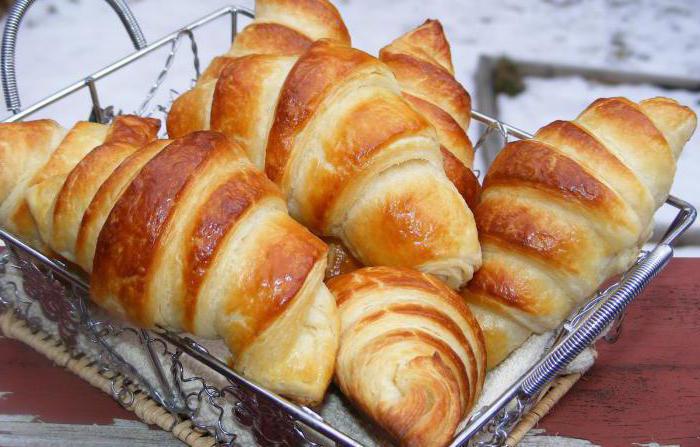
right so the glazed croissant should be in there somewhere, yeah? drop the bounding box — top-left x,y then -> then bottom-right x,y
464,97 -> 697,368
168,2 -> 481,289
26,115 -> 161,266
0,118 -> 338,404
379,19 -> 481,208
328,267 -> 486,447
166,0 -> 351,140
321,20 -> 482,280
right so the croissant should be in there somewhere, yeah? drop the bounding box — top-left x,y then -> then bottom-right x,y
328,267 -> 486,447
26,115 -> 161,265
167,3 -> 481,289
166,0 -> 350,139
1,119 -> 338,404
0,119 -> 66,249
379,19 -> 481,208
463,97 -> 697,368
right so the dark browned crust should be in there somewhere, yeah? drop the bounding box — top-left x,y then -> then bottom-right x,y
210,54 -> 287,151
91,130 -> 328,354
581,97 -> 673,164
380,19 -> 454,74
91,132 -> 225,325
166,85 -> 215,139
52,116 -> 160,250
466,261 -> 538,314
475,199 -> 584,275
264,40 -> 379,183
103,115 -> 160,145
440,147 -> 480,208
536,119 -> 638,181
484,139 -> 618,211
405,93 -> 472,158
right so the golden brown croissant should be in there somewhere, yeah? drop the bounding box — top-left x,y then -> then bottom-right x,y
167,5 -> 481,289
166,0 -> 350,139
463,97 -> 697,368
328,267 -> 486,447
228,0 -> 350,57
379,19 -> 481,208
0,119 -> 66,249
27,115 -> 161,265
0,119 -> 338,404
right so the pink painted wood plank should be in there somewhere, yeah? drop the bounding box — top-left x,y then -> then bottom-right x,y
539,258 -> 700,446
0,338 -> 136,425
1,259 -> 699,445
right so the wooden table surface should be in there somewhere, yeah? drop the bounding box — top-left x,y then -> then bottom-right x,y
1,258 -> 699,447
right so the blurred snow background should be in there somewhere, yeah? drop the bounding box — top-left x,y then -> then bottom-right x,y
2,0 -> 699,253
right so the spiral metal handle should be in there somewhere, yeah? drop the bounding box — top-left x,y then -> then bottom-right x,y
520,244 -> 674,397
1,0 -> 148,114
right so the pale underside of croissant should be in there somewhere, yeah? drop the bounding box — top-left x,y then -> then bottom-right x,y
0,117 -> 338,405
167,0 -> 481,289
463,97 -> 697,369
328,267 -> 486,447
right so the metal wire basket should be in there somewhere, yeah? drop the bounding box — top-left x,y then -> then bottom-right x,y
0,3 -> 696,447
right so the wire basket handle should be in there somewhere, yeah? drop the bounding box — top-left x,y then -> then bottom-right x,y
1,0 -> 148,114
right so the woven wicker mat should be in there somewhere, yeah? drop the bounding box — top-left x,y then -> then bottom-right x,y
0,310 -> 582,447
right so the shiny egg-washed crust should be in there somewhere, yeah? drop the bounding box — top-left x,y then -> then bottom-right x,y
167,0 -> 350,139
379,20 -> 478,207
264,39 -> 425,185
75,139 -> 172,272
0,120 -> 66,249
90,132 -> 338,404
268,40 -> 480,288
226,23 -> 315,58
25,117 -> 159,262
1,121 -> 339,404
328,267 -> 485,447
463,97 -> 697,369
170,35 -> 481,289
